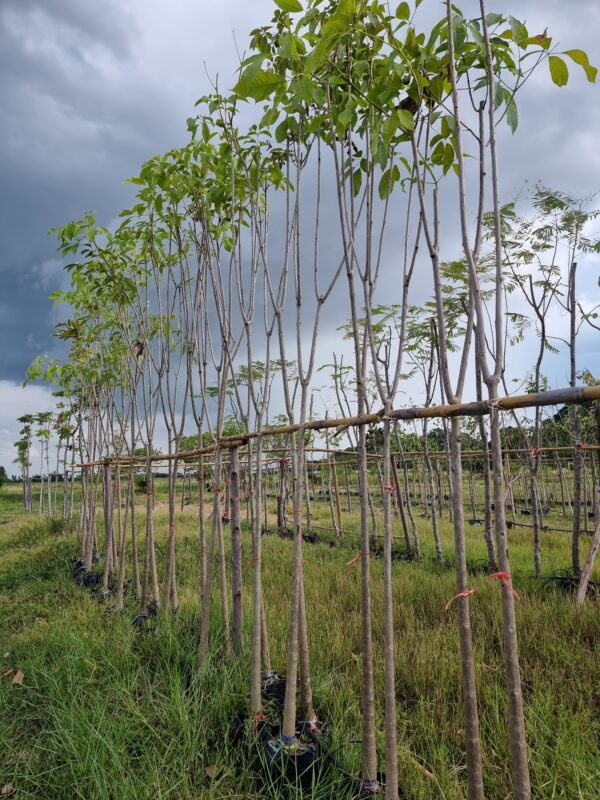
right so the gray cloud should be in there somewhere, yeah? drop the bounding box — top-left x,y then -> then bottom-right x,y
0,0 -> 598,450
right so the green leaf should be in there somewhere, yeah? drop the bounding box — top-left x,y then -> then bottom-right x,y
234,69 -> 286,101
486,12 -> 503,27
379,169 -> 392,200
431,141 -> 445,166
338,0 -> 356,16
274,0 -> 302,11
395,2 -> 410,21
494,82 -> 504,110
452,16 -> 467,53
564,49 -> 598,83
378,165 -> 400,200
508,16 -> 528,48
548,55 -> 569,87
396,108 -> 415,131
505,94 -> 518,133
293,77 -> 314,104
304,32 -> 337,75
442,143 -> 454,175
261,106 -> 280,127
275,119 -> 289,143
337,101 -> 355,129
186,117 -> 198,137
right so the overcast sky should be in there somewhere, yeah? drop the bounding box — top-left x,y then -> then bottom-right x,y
1,0 -> 599,473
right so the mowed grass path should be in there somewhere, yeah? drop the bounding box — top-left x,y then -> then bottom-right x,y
1,482 -> 599,798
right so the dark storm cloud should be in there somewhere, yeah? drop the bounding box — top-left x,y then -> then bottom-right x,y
0,0 -> 598,387
0,1 -> 134,380
0,0 -> 279,383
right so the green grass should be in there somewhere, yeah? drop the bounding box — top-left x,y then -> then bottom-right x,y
0,480 -> 599,798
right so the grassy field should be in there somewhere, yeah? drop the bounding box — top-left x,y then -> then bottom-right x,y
1,480 -> 599,799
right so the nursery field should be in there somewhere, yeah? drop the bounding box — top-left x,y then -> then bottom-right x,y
1,482 -> 599,800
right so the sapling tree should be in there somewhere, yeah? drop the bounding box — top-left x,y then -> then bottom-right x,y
15,415 -> 34,511
523,189 -> 600,575
444,4 -> 596,797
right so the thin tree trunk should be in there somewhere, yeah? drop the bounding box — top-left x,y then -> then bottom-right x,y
392,456 -> 412,554
331,457 -> 343,537
199,453 -> 206,600
115,467 -> 128,609
230,447 -> 243,657
382,417 -> 398,799
101,462 -> 114,594
489,403 -> 531,799
450,417 -> 485,800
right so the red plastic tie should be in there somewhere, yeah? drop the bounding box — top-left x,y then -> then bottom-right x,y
255,711 -> 267,729
213,485 -> 221,493
444,588 -> 476,611
488,571 -> 521,602
530,447 -> 544,457
382,485 -> 395,492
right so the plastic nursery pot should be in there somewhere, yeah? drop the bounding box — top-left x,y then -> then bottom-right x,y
147,599 -> 159,616
259,730 -> 321,793
230,713 -> 273,755
131,599 -> 160,630
74,567 -> 101,588
369,546 -> 411,563
71,551 -> 100,572
302,532 -> 320,545
544,571 -> 597,599
131,611 -> 150,630
222,515 -> 230,524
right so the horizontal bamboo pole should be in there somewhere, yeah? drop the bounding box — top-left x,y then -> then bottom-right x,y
73,444 -> 598,472
75,383 -> 600,469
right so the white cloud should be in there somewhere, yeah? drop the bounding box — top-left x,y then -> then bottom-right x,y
0,380 -> 59,475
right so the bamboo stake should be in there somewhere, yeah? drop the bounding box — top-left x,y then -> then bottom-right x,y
74,384 -> 600,469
